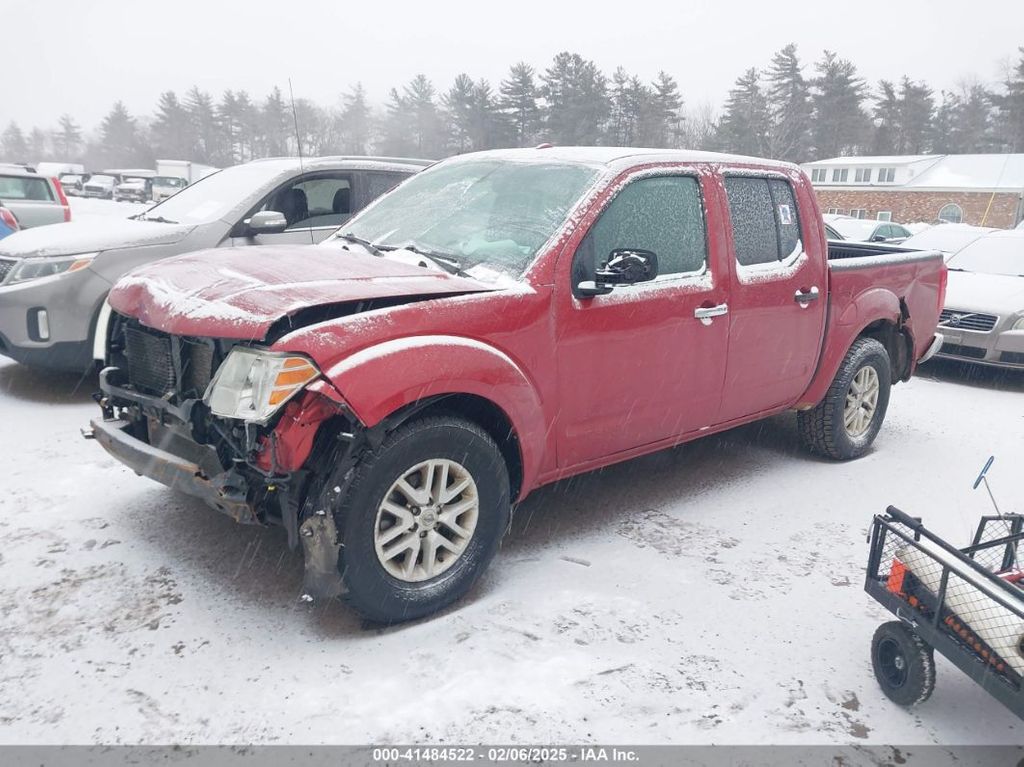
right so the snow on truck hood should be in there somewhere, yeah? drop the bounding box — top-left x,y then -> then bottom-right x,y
108,245 -> 499,339
0,217 -> 193,258
944,270 -> 1024,316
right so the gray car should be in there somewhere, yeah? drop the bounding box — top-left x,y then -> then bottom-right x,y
0,156 -> 430,371
0,168 -> 71,229
933,229 -> 1024,369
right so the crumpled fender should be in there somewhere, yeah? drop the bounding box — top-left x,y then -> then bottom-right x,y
324,335 -> 546,498
797,287 -> 904,408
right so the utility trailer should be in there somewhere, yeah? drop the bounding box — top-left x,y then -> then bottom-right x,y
865,505 -> 1023,718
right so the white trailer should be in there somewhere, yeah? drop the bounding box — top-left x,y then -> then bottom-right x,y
155,160 -> 219,184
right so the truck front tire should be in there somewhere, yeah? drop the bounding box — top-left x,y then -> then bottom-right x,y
798,337 -> 891,460
336,416 -> 511,623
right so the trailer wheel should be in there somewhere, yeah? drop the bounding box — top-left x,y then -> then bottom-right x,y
798,337 -> 891,460
336,416 -> 510,624
871,621 -> 935,707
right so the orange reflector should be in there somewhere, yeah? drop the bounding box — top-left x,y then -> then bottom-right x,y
886,559 -> 907,595
275,367 -> 316,386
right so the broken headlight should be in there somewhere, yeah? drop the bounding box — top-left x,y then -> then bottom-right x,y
205,347 -> 319,423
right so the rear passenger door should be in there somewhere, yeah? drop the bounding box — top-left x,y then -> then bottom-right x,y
716,174 -> 827,422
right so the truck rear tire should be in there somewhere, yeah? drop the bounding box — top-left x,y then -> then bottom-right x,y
336,416 -> 510,624
871,621 -> 936,707
798,337 -> 891,460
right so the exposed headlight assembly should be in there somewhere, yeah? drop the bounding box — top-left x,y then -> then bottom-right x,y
205,347 -> 320,423
5,252 -> 97,285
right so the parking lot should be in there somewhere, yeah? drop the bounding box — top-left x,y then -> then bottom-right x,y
0,353 -> 1020,745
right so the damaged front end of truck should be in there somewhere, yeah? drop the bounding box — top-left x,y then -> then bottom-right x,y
86,313 -> 373,602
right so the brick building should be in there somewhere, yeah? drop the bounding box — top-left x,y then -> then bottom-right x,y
800,154 -> 1024,229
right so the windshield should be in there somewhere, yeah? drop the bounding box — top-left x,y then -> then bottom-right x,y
332,159 -> 601,279
153,176 -> 185,187
902,224 -> 995,256
143,163 -> 284,224
829,218 -> 879,240
947,235 -> 1024,276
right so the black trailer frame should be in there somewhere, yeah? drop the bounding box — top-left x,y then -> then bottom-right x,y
866,505 -> 1024,718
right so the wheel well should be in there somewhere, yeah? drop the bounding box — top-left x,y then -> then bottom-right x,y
858,319 -> 913,382
387,394 -> 524,500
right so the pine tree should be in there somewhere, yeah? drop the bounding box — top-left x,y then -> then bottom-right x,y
380,87 -> 415,156
810,51 -> 869,158
339,83 -> 372,154
151,91 -> 194,159
932,91 -> 960,153
469,79 -> 503,150
895,77 -> 934,154
540,52 -> 609,145
55,114 -> 82,159
218,90 -> 242,164
185,87 -> 220,163
765,44 -> 812,162
403,75 -> 445,157
956,84 -> 996,152
443,73 -> 476,154
717,68 -> 770,156
650,71 -> 684,147
992,47 -> 1024,152
99,101 -> 139,166
233,90 -> 259,161
1,122 -> 28,162
871,80 -> 900,154
262,87 -> 291,156
499,62 -> 541,147
28,128 -> 48,160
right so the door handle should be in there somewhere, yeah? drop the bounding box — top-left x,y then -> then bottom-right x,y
795,286 -> 820,304
694,303 -> 728,325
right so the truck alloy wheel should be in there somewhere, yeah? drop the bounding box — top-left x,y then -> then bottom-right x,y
336,416 -> 510,623
797,337 -> 892,460
373,458 -> 480,582
843,366 -> 880,438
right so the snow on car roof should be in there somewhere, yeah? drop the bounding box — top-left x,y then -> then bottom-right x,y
455,146 -> 799,173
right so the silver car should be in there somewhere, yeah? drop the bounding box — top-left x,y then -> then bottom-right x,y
0,168 -> 71,229
934,230 -> 1024,369
0,156 -> 430,371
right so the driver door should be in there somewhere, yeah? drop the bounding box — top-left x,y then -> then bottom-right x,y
554,171 -> 730,468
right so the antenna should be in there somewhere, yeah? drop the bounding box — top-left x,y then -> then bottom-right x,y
972,455 -> 1003,517
288,78 -> 315,245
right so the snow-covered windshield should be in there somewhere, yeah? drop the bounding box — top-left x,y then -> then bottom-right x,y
332,159 -> 601,278
142,163 -> 283,224
947,235 -> 1024,276
89,175 -> 116,186
901,224 -> 995,256
829,218 -> 879,240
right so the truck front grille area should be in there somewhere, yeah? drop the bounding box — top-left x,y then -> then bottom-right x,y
120,319 -> 223,399
939,309 -> 998,332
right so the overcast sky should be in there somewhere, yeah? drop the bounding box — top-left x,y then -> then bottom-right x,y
4,0 -> 1021,132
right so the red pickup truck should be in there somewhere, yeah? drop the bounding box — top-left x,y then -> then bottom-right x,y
89,147 -> 946,622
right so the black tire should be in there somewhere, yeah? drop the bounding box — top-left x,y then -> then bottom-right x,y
797,337 -> 891,460
336,416 -> 510,624
871,621 -> 936,707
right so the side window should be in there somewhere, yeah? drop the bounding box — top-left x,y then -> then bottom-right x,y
573,175 -> 707,287
363,172 -> 408,208
258,174 -> 353,230
724,177 -> 802,267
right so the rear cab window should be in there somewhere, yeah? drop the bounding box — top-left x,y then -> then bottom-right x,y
724,176 -> 802,273
572,174 -> 708,293
0,175 -> 54,202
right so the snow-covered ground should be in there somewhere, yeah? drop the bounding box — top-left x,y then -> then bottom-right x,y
0,357 -> 1021,745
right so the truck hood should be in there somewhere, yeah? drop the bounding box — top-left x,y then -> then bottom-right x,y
108,245 -> 499,339
0,217 -> 194,258
944,270 -> 1024,317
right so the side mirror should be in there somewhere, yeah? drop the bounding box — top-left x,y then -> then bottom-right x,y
577,249 -> 659,297
871,234 -> 887,242
247,210 -> 288,235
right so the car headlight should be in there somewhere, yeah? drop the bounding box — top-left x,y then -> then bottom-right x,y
1013,317 -> 1024,331
5,253 -> 97,285
205,348 -> 320,423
